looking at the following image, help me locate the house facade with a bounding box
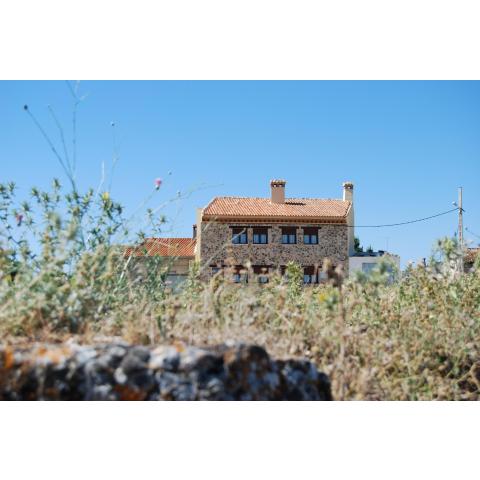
[194,180,355,283]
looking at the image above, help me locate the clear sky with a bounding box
[1,81,479,266]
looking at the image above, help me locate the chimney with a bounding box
[270,179,286,204]
[343,182,355,257]
[343,181,354,203]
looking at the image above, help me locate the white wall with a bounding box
[349,254,400,277]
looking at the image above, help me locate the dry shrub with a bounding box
[1,180,479,400]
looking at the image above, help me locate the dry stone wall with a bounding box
[0,342,332,401]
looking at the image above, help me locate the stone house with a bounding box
[126,179,360,285]
[195,179,355,283]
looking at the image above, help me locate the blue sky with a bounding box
[1,81,479,266]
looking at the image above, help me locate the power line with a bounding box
[466,227,480,240]
[211,207,459,229]
[349,207,459,228]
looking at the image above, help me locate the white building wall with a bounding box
[349,254,400,277]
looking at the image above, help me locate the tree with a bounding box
[354,236,363,253]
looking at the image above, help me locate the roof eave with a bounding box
[202,214,348,224]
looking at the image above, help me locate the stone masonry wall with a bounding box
[199,221,348,279]
[0,342,332,400]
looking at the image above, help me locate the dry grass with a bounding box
[2,257,479,400]
[142,267,480,400]
[1,180,479,400]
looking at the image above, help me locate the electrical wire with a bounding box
[466,227,480,240]
[347,207,459,228]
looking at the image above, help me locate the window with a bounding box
[303,227,318,245]
[281,227,297,244]
[165,274,188,292]
[211,266,222,275]
[232,227,247,244]
[233,266,248,283]
[362,263,376,274]
[254,265,269,284]
[303,266,318,284]
[253,227,268,244]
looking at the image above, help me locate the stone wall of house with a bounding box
[199,221,348,279]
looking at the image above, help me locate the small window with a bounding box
[254,265,269,283]
[212,266,222,275]
[281,227,297,244]
[303,266,318,284]
[232,227,247,244]
[253,227,268,244]
[233,266,248,283]
[303,227,318,245]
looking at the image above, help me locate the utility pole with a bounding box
[458,187,464,273]
[458,187,464,248]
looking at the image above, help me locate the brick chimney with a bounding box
[343,181,354,203]
[270,179,286,204]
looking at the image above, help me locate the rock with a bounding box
[0,342,332,401]
[149,346,180,371]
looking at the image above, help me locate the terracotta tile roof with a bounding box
[202,197,351,222]
[125,238,196,257]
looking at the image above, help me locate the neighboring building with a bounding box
[464,247,480,272]
[195,179,355,283]
[349,250,400,279]
[125,237,196,288]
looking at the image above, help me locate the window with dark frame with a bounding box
[233,266,248,283]
[253,265,269,283]
[281,227,297,244]
[253,227,268,244]
[303,266,318,284]
[303,227,318,245]
[231,227,248,244]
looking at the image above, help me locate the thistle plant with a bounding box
[0,84,172,335]
[285,261,303,302]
